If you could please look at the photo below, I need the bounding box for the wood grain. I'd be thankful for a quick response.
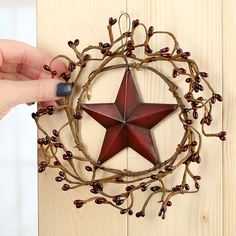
[223,0,236,235]
[126,1,222,236]
[37,0,228,235]
[37,1,127,236]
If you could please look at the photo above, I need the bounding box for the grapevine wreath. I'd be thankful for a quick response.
[33,14,226,219]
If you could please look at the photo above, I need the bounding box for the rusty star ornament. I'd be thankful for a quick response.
[81,68,178,166]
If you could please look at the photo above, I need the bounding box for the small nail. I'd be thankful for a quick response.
[56,83,72,97]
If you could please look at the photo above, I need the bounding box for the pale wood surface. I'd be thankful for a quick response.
[37,2,128,236]
[36,0,235,235]
[223,0,236,235]
[126,2,222,236]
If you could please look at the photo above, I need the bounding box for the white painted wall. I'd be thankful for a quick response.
[0,0,37,235]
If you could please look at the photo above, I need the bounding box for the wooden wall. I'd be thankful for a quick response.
[37,0,235,235]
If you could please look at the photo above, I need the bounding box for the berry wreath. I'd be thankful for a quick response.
[33,13,226,219]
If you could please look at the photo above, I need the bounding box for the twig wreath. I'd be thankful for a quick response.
[33,13,226,219]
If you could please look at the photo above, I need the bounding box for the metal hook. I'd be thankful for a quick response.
[118,12,131,66]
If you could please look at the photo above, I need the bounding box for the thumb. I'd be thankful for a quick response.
[0,79,72,117]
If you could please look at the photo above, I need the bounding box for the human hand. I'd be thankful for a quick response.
[0,40,71,119]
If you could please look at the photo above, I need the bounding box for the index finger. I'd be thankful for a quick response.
[0,39,66,72]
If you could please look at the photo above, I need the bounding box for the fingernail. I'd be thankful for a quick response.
[27,102,35,106]
[56,83,72,97]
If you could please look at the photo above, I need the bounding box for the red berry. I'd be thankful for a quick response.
[132,19,139,28]
[195,183,200,189]
[176,48,183,54]
[191,141,198,146]
[68,41,74,47]
[109,17,117,25]
[38,167,46,173]
[148,26,154,36]
[160,47,169,53]
[53,129,59,137]
[120,209,127,214]
[161,53,171,58]
[62,184,70,191]
[128,209,133,215]
[74,39,80,46]
[85,166,93,171]
[37,138,43,145]
[74,113,82,119]
[125,185,135,191]
[200,72,208,77]
[43,64,50,71]
[55,176,63,182]
[184,184,190,191]
[194,175,201,180]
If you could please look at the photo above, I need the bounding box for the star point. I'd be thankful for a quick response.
[81,69,177,166]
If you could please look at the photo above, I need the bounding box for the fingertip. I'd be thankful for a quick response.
[47,58,67,76]
[39,100,58,108]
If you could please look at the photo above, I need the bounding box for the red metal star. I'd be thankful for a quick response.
[81,68,178,166]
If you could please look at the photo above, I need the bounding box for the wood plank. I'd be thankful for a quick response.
[37,0,225,235]
[37,1,127,236]
[127,0,223,235]
[223,0,236,235]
